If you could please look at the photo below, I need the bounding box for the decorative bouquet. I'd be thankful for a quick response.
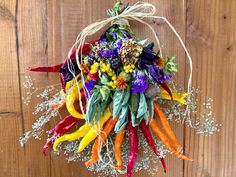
[20,1,219,177]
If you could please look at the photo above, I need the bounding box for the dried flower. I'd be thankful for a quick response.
[117,76,128,90]
[163,56,177,74]
[118,39,143,65]
[138,50,159,69]
[156,58,165,69]
[124,64,135,73]
[108,80,117,89]
[79,63,90,74]
[90,62,99,74]
[131,73,148,93]
[109,57,122,70]
[85,80,97,97]
[146,64,172,84]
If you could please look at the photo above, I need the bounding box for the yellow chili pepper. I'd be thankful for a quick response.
[66,82,85,119]
[65,74,81,93]
[53,123,90,151]
[160,87,188,105]
[77,108,112,153]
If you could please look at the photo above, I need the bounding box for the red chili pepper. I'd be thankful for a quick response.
[65,39,97,62]
[28,40,97,73]
[139,120,166,173]
[27,64,63,72]
[88,72,99,81]
[43,115,80,156]
[42,138,54,156]
[60,74,66,92]
[49,115,79,136]
[160,82,173,100]
[126,121,139,177]
[43,96,87,155]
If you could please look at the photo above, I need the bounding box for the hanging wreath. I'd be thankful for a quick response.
[20,1,219,177]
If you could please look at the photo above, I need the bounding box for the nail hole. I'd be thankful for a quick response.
[226,46,231,51]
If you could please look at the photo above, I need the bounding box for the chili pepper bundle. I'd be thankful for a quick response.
[20,1,219,176]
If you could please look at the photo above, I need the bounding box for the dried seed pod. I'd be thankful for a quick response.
[118,39,143,65]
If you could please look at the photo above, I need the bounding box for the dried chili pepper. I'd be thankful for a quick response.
[66,84,86,119]
[160,82,173,100]
[77,108,112,153]
[43,115,79,155]
[139,120,166,173]
[53,123,91,151]
[153,102,181,150]
[126,121,138,177]
[49,115,79,136]
[42,138,54,156]
[27,64,63,72]
[85,118,117,167]
[149,118,192,161]
[114,128,126,170]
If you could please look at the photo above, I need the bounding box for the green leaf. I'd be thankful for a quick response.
[133,114,143,126]
[100,100,109,116]
[137,93,147,118]
[94,93,102,104]
[122,86,130,106]
[100,74,109,85]
[85,92,98,123]
[113,90,125,118]
[112,0,122,15]
[129,93,139,115]
[94,104,101,124]
[143,111,149,125]
[130,109,136,126]
[146,97,154,122]
[106,32,112,42]
[114,106,128,132]
[100,86,111,101]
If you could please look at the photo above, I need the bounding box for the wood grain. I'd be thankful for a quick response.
[0,1,24,177]
[184,0,236,177]
[0,0,235,177]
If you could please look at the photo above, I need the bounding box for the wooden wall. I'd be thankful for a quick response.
[0,0,235,177]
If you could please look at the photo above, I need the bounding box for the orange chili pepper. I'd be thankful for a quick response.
[153,102,181,150]
[149,118,192,161]
[114,128,126,170]
[85,118,117,167]
[50,101,66,110]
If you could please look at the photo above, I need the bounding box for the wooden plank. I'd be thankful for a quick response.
[147,1,186,177]
[0,1,25,177]
[184,0,236,176]
[16,0,51,177]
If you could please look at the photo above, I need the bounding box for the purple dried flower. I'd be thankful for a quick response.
[99,49,107,57]
[110,32,117,37]
[99,38,106,43]
[131,74,148,93]
[106,49,113,58]
[146,65,172,84]
[116,39,123,50]
[85,80,97,97]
